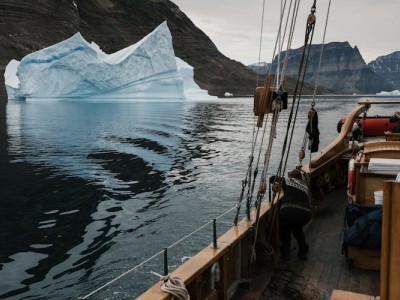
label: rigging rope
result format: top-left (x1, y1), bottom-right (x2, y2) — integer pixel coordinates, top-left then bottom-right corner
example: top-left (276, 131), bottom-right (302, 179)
top-left (242, 0), bottom-right (306, 261)
top-left (234, 132), bottom-right (257, 225)
top-left (256, 0), bottom-right (267, 87)
top-left (251, 102), bottom-right (283, 261)
top-left (235, 0), bottom-right (270, 225)
top-left (250, 0), bottom-right (296, 209)
top-left (306, 0), bottom-right (332, 164)
top-left (262, 0), bottom-right (318, 248)
top-left (312, 0), bottom-right (331, 102)
top-left (279, 0), bottom-right (317, 176)
top-left (245, 111), bottom-right (270, 219)
top-left (279, 0), bottom-right (301, 88)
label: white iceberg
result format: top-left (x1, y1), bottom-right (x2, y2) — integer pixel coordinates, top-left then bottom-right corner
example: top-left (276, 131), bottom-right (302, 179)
top-left (175, 57), bottom-right (215, 101)
top-left (376, 90), bottom-right (400, 96)
top-left (5, 22), bottom-right (214, 101)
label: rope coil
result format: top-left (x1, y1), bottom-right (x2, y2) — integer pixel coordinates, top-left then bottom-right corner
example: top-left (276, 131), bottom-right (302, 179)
top-left (151, 272), bottom-right (190, 300)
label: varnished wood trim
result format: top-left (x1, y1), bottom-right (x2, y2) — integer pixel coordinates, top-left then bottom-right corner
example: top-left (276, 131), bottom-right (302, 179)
top-left (357, 99), bottom-right (400, 105)
top-left (330, 289), bottom-right (378, 300)
top-left (310, 104), bottom-right (368, 168)
top-left (380, 181), bottom-right (400, 300)
top-left (363, 141), bottom-right (400, 154)
top-left (137, 200), bottom-right (273, 299)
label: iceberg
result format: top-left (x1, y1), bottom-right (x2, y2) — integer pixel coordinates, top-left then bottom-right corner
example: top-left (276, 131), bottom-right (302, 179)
top-left (5, 22), bottom-right (214, 101)
top-left (376, 90), bottom-right (400, 96)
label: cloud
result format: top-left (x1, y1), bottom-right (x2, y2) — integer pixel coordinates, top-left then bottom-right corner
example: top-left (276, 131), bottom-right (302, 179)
top-left (172, 0), bottom-right (400, 65)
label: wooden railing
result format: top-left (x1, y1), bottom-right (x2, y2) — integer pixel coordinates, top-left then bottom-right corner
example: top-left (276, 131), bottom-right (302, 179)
top-left (310, 104), bottom-right (368, 169)
top-left (380, 180), bottom-right (400, 300)
top-left (137, 200), bottom-right (274, 300)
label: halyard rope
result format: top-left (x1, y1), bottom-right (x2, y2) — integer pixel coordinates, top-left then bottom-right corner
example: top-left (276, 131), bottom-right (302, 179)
top-left (256, 0), bottom-right (267, 87)
top-left (307, 0), bottom-right (331, 165)
top-left (236, 0), bottom-right (268, 224)
top-left (247, 0), bottom-right (301, 259)
top-left (259, 0), bottom-right (319, 252)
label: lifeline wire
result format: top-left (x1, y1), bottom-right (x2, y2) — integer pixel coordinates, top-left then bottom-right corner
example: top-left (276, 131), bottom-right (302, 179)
top-left (79, 200), bottom-right (243, 299)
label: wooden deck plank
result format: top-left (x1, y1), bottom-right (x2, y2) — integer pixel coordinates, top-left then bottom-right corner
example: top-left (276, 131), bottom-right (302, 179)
top-left (330, 289), bottom-right (377, 300)
top-left (318, 263), bottom-right (335, 293)
top-left (337, 266), bottom-right (351, 293)
top-left (348, 269), bottom-right (361, 296)
top-left (234, 185), bottom-right (380, 299)
top-left (360, 272), bottom-right (372, 296)
top-left (304, 188), bottom-right (379, 296)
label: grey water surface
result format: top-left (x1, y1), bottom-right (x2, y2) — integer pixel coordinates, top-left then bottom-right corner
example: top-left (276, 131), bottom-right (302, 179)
top-left (0, 96), bottom-right (398, 299)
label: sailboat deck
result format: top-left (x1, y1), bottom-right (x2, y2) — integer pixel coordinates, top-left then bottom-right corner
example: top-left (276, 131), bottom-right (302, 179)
top-left (233, 186), bottom-right (380, 299)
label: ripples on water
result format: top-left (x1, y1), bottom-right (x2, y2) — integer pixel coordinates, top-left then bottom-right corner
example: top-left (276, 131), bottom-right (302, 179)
top-left (1, 96), bottom-right (399, 299)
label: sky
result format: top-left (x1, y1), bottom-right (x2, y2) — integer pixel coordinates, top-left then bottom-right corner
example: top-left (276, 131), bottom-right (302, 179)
top-left (171, 0), bottom-right (400, 65)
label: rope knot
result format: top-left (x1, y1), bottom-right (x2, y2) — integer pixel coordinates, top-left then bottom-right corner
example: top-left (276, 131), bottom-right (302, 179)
top-left (151, 271), bottom-right (170, 282)
top-left (272, 99), bottom-right (283, 112)
top-left (151, 271), bottom-right (190, 300)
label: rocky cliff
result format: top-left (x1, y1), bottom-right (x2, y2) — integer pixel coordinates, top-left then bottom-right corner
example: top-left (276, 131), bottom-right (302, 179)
top-left (249, 42), bottom-right (400, 94)
top-left (0, 0), bottom-right (264, 99)
top-left (254, 42), bottom-right (393, 94)
top-left (368, 51), bottom-right (400, 91)
top-left (3, 1), bottom-right (382, 100)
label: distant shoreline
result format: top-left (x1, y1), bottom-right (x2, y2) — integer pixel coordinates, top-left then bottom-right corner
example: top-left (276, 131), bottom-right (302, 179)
top-left (223, 94), bottom-right (400, 99)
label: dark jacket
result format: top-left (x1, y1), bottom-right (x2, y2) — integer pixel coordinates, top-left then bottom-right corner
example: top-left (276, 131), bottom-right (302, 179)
top-left (280, 177), bottom-right (311, 213)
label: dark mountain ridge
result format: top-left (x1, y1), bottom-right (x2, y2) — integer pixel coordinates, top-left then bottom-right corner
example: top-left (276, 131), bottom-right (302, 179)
top-left (249, 42), bottom-right (394, 94)
top-left (368, 51), bottom-right (400, 91)
top-left (1, 1), bottom-right (396, 100)
top-left (0, 0), bottom-right (264, 99)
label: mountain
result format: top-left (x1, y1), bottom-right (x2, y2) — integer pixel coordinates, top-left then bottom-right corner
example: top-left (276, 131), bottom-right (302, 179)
top-left (368, 51), bottom-right (400, 91)
top-left (248, 62), bottom-right (270, 75)
top-left (250, 42), bottom-right (394, 94)
top-left (0, 0), bottom-right (263, 99)
top-left (2, 1), bottom-right (393, 99)
top-left (278, 42), bottom-right (393, 94)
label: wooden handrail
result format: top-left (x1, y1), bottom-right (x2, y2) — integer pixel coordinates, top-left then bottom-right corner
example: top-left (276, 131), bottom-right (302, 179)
top-left (380, 180), bottom-right (400, 300)
top-left (137, 200), bottom-right (273, 299)
top-left (310, 104), bottom-right (368, 168)
top-left (357, 99), bottom-right (400, 105)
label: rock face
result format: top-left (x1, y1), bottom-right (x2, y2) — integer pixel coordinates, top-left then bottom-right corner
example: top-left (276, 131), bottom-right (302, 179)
top-left (267, 42), bottom-right (393, 94)
top-left (3, 1), bottom-right (388, 98)
top-left (248, 62), bottom-right (270, 75)
top-left (0, 0), bottom-right (259, 98)
top-left (368, 51), bottom-right (400, 91)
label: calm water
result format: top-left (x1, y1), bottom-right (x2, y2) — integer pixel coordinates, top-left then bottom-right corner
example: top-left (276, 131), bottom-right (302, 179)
top-left (0, 96), bottom-right (398, 299)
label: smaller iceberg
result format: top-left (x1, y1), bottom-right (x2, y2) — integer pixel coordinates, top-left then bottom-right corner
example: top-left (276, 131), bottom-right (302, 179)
top-left (5, 22), bottom-right (213, 101)
top-left (376, 90), bottom-right (400, 96)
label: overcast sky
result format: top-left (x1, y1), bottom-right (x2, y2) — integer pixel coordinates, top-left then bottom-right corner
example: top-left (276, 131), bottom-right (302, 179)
top-left (171, 0), bottom-right (400, 65)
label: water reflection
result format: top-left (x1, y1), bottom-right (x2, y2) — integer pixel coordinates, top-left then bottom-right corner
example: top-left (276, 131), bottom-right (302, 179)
top-left (2, 99), bottom-right (251, 299)
top-left (2, 97), bottom-right (399, 299)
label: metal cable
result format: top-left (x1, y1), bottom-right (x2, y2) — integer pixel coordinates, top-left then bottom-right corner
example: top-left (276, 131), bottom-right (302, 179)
top-left (256, 0), bottom-right (267, 87)
top-left (79, 198), bottom-right (245, 299)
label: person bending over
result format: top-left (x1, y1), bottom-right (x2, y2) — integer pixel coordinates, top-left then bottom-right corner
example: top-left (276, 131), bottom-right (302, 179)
top-left (277, 169), bottom-right (312, 261)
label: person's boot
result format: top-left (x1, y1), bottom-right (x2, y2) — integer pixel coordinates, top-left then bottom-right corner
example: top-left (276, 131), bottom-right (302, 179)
top-left (280, 247), bottom-right (290, 261)
top-left (298, 243), bottom-right (309, 260)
